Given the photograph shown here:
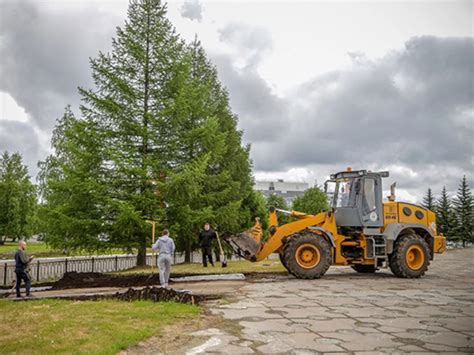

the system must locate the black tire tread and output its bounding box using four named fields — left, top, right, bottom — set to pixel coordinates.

left=279, top=251, right=290, bottom=271
left=389, top=234, right=431, bottom=278
left=284, top=232, right=332, bottom=279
